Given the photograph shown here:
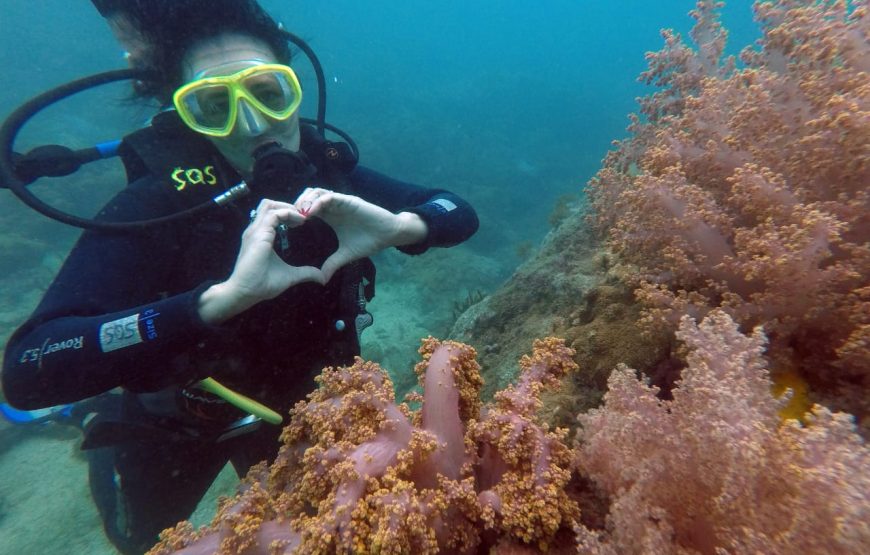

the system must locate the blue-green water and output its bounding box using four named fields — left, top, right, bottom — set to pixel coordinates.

left=0, top=2, right=760, bottom=553
left=0, top=0, right=758, bottom=248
